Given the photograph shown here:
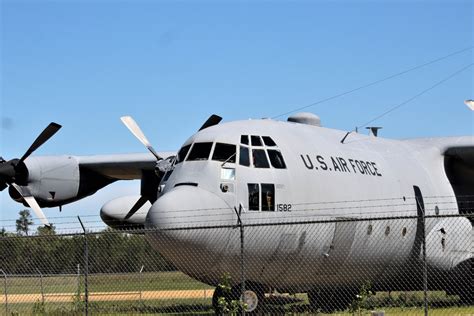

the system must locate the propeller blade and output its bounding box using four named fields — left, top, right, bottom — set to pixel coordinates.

left=11, top=184, right=50, bottom=227
left=120, top=116, right=161, bottom=160
left=198, top=114, right=222, bottom=131
left=465, top=100, right=474, bottom=111
left=20, top=122, right=62, bottom=163
left=124, top=195, right=148, bottom=220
